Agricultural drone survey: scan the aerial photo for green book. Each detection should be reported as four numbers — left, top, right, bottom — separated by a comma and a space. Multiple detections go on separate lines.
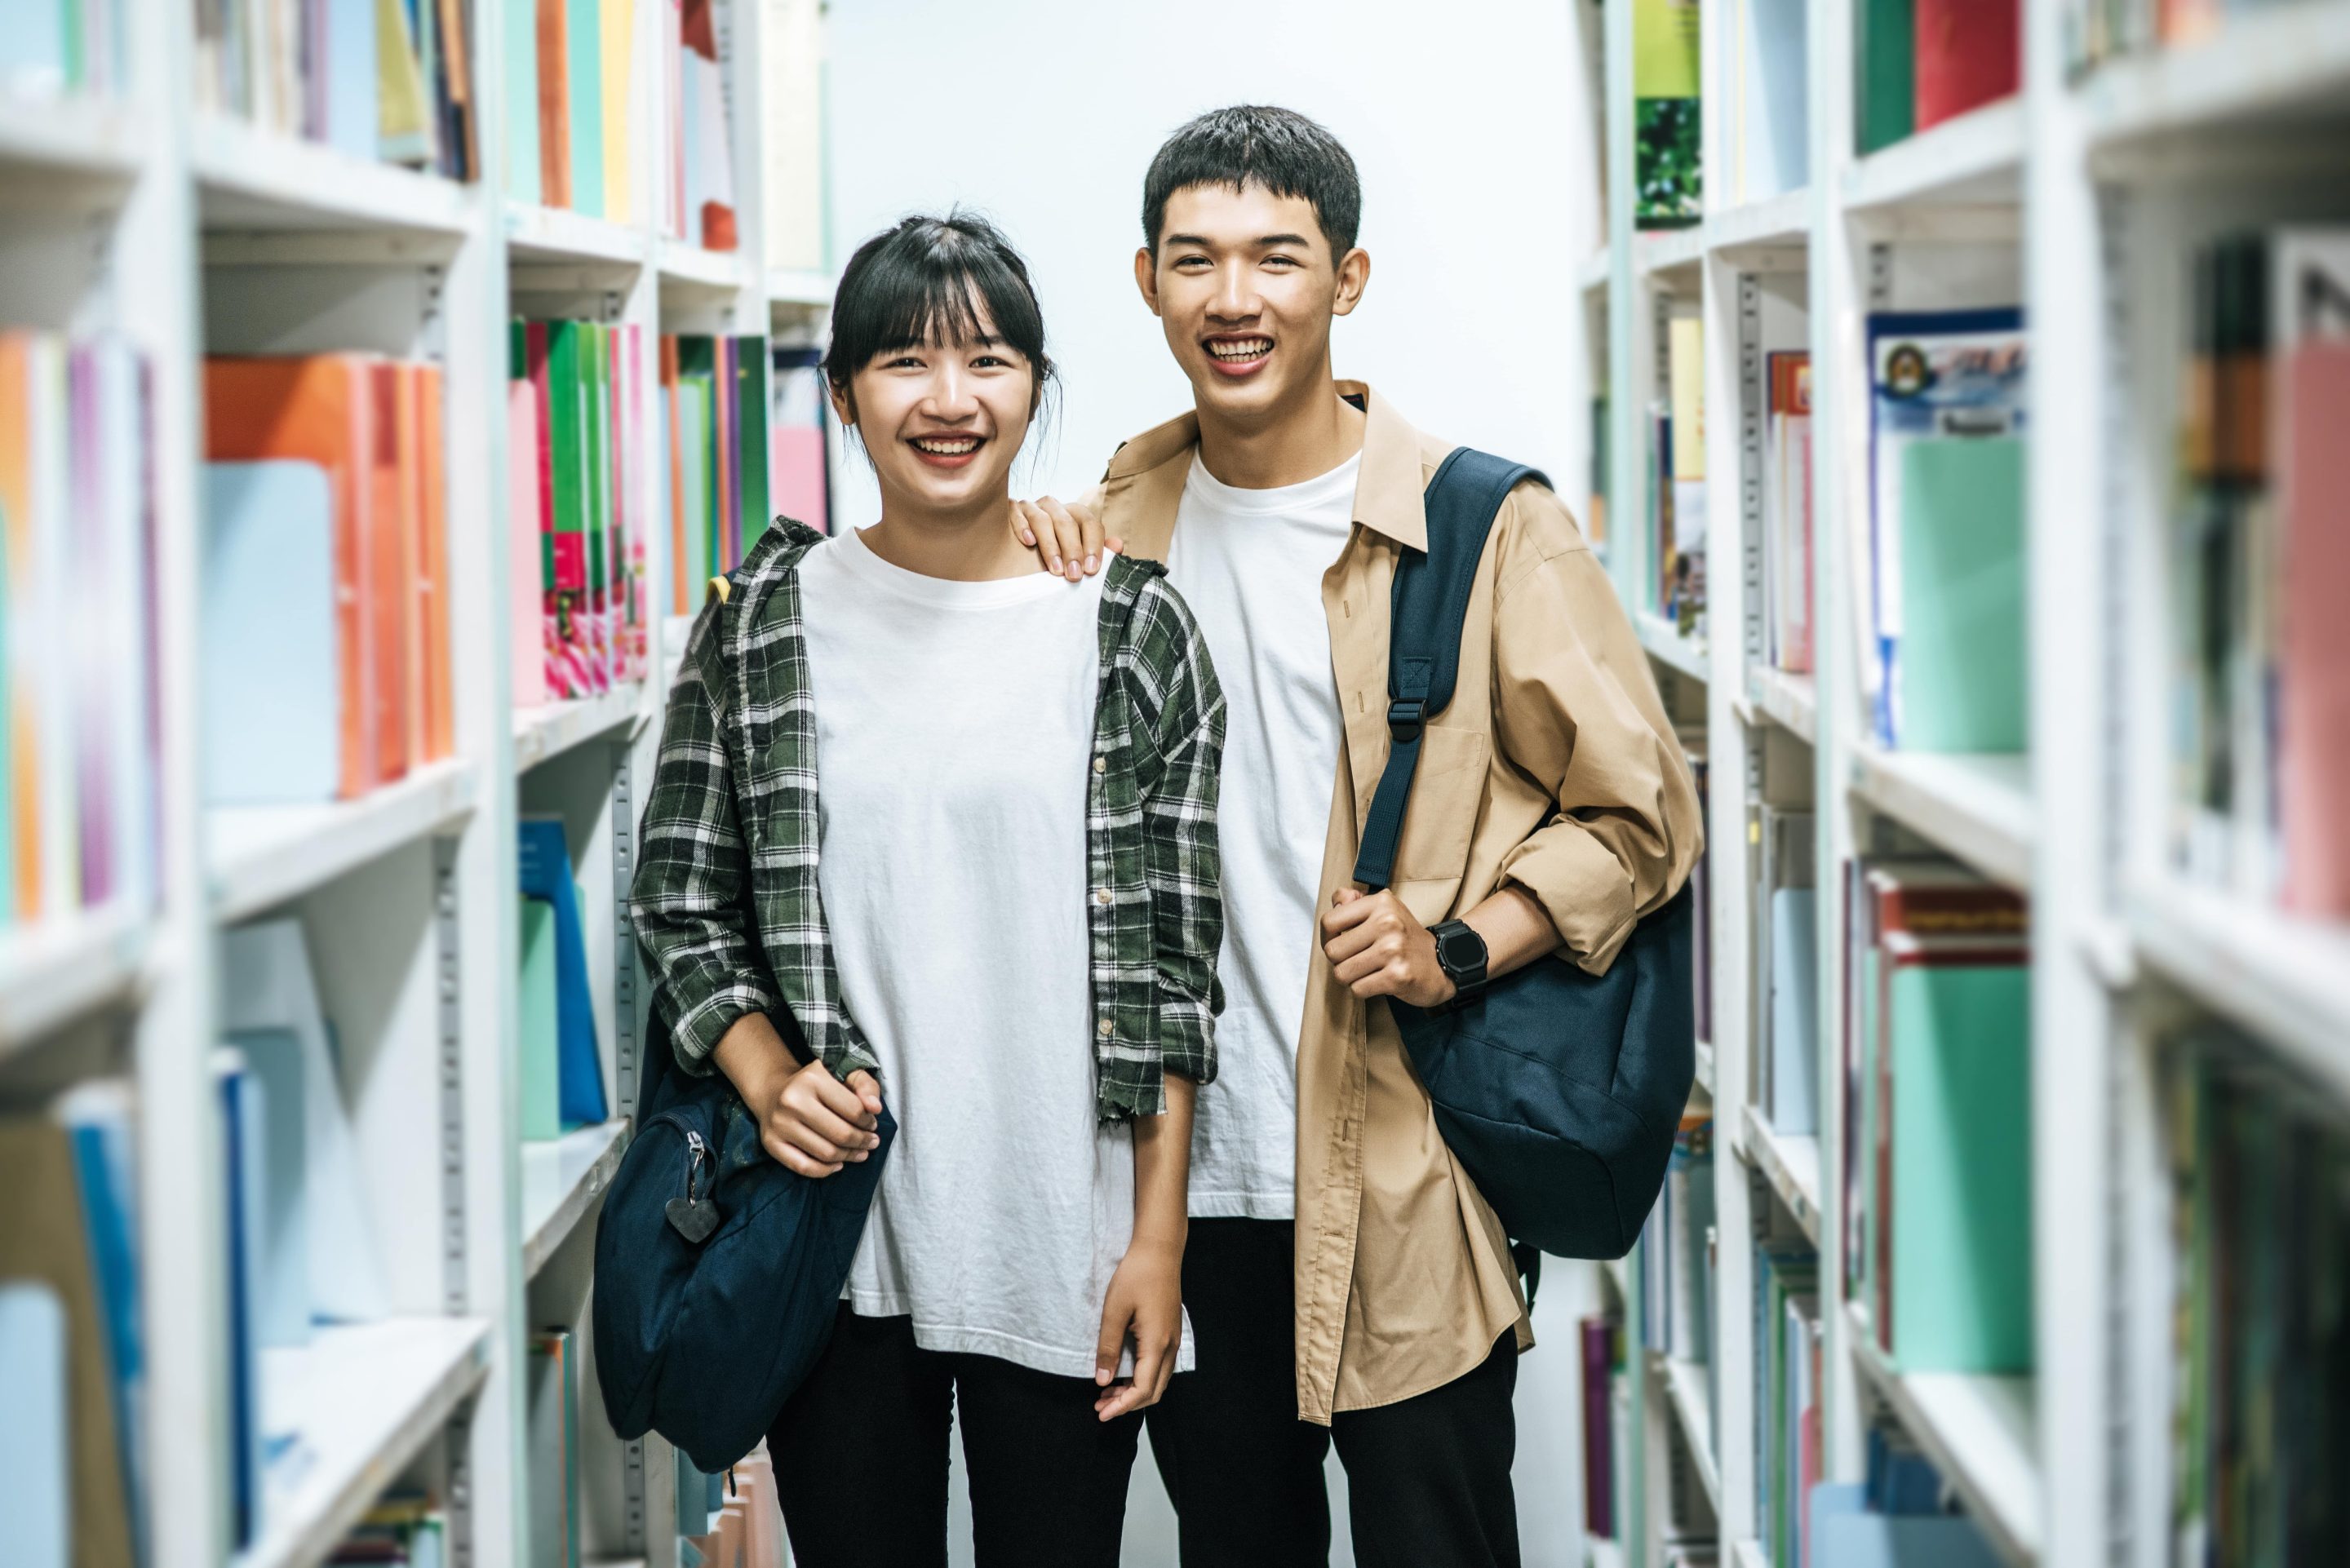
1854, 941, 1881, 1312
1857, 0, 1916, 155
1633, 0, 1702, 228
565, 0, 604, 216
1887, 950, 2033, 1374
519, 896, 561, 1141
503, 0, 540, 206
679, 371, 711, 597
733, 334, 770, 555
1897, 436, 2026, 752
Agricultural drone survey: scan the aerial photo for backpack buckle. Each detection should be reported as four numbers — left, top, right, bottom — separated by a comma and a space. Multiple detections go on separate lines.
1387, 698, 1426, 744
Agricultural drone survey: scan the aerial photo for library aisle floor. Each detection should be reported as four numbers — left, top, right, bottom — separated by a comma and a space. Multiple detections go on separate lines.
4, 1, 2348, 1566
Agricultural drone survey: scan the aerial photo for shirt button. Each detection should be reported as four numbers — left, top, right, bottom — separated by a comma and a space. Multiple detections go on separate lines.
1093, 755, 1107, 774
1097, 1017, 1115, 1038
1094, 888, 1112, 906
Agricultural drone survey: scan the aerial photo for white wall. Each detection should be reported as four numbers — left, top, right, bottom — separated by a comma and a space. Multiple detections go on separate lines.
819, 3, 1606, 1563
823, 0, 1603, 522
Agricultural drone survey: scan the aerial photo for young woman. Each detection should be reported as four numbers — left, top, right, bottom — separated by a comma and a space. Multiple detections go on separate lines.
628, 212, 1226, 1567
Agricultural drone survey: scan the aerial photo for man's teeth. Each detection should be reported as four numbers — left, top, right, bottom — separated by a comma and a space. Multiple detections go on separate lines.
912, 436, 980, 454
1208, 339, 1272, 361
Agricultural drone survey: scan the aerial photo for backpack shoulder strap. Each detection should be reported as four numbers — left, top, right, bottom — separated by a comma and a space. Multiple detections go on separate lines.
1350, 449, 1550, 891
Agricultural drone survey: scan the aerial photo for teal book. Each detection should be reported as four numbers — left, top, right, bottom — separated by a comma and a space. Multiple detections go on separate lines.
1856, 0, 1916, 156
733, 334, 770, 552
1896, 436, 2026, 753
224, 1028, 310, 1348
519, 894, 561, 1141
565, 0, 604, 216
1887, 946, 2032, 1373
503, 0, 540, 204
201, 462, 341, 804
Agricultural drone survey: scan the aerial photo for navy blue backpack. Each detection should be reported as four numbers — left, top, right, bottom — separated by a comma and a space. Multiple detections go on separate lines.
1357, 448, 1695, 1264
593, 999, 895, 1474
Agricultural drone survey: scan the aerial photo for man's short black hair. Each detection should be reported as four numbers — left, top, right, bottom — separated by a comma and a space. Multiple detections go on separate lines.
822, 210, 1054, 416
1142, 105, 1362, 259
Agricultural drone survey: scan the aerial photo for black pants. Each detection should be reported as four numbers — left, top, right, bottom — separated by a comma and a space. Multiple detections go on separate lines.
1146, 1217, 1523, 1568
767, 1306, 1144, 1568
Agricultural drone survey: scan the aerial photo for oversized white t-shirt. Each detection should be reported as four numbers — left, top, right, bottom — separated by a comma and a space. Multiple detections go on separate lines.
1165, 453, 1359, 1220
799, 528, 1191, 1378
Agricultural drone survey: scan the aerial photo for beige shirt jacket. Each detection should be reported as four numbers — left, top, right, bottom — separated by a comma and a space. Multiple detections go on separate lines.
1093, 383, 1705, 1422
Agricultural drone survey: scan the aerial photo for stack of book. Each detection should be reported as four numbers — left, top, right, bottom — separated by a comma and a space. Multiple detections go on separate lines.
4, 0, 127, 98
2166, 228, 2350, 917
1762, 351, 1814, 675
667, 0, 742, 249
1632, 0, 1700, 228
0, 1082, 143, 1568
1753, 807, 1820, 1140
1839, 859, 2033, 1376
517, 817, 610, 1139
195, 0, 481, 179
1807, 1432, 2003, 1566
508, 319, 648, 708
1752, 1229, 1818, 1568
503, 0, 641, 220
1860, 308, 2028, 752
2, 332, 159, 928
1856, 0, 2020, 155
2160, 1027, 2350, 1567
204, 355, 459, 803
1641, 1108, 1718, 1391
658, 333, 772, 612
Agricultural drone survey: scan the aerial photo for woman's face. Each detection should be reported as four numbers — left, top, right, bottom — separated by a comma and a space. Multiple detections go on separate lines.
836, 301, 1035, 520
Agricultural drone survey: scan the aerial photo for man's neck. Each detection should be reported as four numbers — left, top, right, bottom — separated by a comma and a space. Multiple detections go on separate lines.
1194, 373, 1368, 491
860, 494, 1031, 582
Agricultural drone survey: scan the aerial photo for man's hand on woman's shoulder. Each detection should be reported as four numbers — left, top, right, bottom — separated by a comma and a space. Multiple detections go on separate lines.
1012, 495, 1120, 582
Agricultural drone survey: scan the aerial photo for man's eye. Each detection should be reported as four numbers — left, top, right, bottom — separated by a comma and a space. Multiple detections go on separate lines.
1264, 255, 1300, 268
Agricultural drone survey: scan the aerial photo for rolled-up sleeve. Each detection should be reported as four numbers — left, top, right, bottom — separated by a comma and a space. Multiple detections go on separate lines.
627, 608, 777, 1074
1489, 494, 1705, 976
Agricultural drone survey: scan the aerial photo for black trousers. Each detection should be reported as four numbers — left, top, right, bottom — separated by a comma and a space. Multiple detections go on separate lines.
766, 1305, 1144, 1568
1146, 1216, 1523, 1568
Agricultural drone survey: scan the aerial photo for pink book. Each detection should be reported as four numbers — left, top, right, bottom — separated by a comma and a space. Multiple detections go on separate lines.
508, 381, 549, 707
2281, 339, 2350, 915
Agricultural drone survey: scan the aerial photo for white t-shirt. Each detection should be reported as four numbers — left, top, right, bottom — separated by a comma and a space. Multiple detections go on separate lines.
799, 529, 1191, 1379
1165, 452, 1359, 1220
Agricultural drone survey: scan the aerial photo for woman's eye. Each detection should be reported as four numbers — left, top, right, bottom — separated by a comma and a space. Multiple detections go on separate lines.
886, 356, 924, 370
973, 355, 1010, 369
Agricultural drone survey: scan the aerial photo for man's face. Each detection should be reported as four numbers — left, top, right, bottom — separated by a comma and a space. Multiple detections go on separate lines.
1137, 182, 1367, 427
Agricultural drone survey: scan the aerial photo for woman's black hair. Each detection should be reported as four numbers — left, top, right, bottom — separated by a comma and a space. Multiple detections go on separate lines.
821, 211, 1056, 427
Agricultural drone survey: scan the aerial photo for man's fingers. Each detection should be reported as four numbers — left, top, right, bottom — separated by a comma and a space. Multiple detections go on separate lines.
1012, 499, 1041, 548
1321, 922, 1380, 965
1320, 893, 1379, 936
1332, 947, 1395, 988
1067, 501, 1109, 574
1350, 963, 1409, 1000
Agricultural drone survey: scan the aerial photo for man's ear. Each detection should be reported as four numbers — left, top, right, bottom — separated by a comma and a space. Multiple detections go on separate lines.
1332, 247, 1372, 318
1133, 247, 1162, 317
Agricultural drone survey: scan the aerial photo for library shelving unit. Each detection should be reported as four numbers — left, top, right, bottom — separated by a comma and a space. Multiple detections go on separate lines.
0, 2, 835, 1567
1582, 2, 2350, 1568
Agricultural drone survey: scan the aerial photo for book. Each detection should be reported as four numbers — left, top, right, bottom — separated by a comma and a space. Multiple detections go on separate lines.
1766, 352, 1814, 673
0, 1282, 70, 1568
1914, 0, 2019, 133
502, 0, 540, 204
226, 1027, 312, 1349
526, 1331, 580, 1568
519, 894, 561, 1141
219, 918, 392, 1322
1895, 436, 2026, 752
509, 380, 550, 707
216, 1051, 268, 1547
1856, 0, 1915, 155
564, 0, 603, 215
517, 816, 609, 1127
202, 461, 341, 804
1729, 0, 1807, 203
1864, 310, 2028, 749
1632, 0, 1700, 228
1664, 309, 1706, 628
1581, 1315, 1616, 1539
0, 1114, 134, 1568
535, 0, 572, 206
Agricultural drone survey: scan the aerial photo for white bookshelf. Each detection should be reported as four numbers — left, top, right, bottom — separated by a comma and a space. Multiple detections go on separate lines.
0, 0, 830, 1564
1588, 3, 2350, 1567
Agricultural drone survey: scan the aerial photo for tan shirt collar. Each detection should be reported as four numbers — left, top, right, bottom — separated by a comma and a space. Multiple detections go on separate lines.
1102, 380, 1432, 554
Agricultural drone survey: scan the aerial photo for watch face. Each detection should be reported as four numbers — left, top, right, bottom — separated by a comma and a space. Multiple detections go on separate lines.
1440, 925, 1486, 969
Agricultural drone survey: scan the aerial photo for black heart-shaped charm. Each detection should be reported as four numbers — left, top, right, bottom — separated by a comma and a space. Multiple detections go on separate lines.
665, 1196, 721, 1243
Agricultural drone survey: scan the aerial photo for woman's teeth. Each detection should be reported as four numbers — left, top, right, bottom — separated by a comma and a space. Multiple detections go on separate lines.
1208, 339, 1271, 361
911, 436, 980, 454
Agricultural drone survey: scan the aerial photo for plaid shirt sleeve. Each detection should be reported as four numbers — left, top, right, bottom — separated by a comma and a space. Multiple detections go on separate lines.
1131, 577, 1227, 1087
627, 600, 777, 1077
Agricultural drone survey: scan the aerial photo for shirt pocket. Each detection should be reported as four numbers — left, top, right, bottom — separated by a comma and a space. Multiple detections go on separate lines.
1385, 725, 1490, 920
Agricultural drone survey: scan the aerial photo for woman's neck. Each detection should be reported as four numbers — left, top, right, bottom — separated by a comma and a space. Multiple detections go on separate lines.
858, 491, 1032, 582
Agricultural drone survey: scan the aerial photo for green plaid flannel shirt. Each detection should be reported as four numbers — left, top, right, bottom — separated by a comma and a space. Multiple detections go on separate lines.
629, 523, 1225, 1122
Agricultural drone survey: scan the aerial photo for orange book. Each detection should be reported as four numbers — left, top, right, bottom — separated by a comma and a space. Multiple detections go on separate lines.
0, 334, 39, 915
369, 361, 413, 784
662, 335, 686, 614
203, 355, 377, 798
536, 0, 572, 207
414, 364, 454, 761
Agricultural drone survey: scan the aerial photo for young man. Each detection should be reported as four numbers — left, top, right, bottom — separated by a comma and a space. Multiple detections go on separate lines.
1021, 106, 1703, 1567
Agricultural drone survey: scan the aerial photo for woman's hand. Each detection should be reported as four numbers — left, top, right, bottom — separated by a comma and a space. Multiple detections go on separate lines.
1093, 1237, 1183, 1420
713, 1012, 883, 1178
1012, 495, 1120, 581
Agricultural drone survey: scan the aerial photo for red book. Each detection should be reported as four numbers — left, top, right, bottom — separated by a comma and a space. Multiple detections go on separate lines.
1914, 0, 2019, 131
366, 360, 413, 784
2280, 338, 2350, 915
